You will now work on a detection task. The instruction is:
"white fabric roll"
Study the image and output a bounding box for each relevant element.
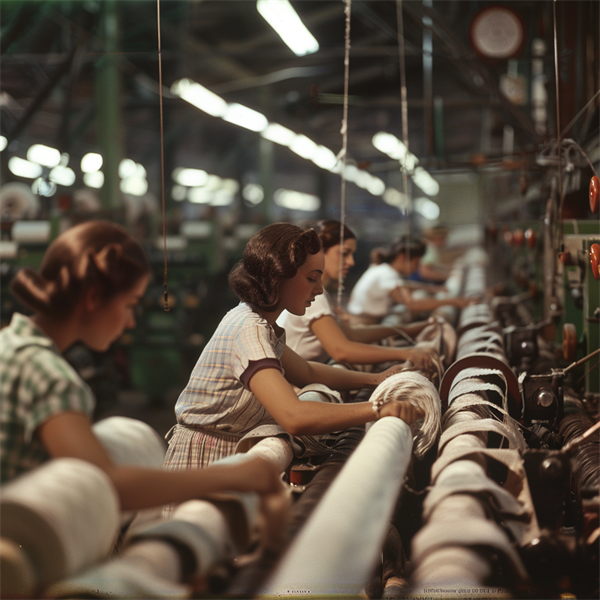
[0,458,120,585]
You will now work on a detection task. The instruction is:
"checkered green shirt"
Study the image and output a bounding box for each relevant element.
[0,313,94,484]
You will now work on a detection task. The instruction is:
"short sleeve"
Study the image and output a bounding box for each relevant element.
[19,347,95,443]
[378,267,402,292]
[232,322,282,381]
[304,292,335,324]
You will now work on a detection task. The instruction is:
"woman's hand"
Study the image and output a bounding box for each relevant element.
[380,400,425,425]
[225,456,286,496]
[407,347,437,372]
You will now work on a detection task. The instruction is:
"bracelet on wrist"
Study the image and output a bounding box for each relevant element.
[371,397,386,420]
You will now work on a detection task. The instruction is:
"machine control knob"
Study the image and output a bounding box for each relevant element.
[562,323,577,362]
[590,175,599,213]
[536,388,555,408]
[590,243,600,280]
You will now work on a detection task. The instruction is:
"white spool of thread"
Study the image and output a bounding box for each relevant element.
[0,458,120,586]
[11,221,51,244]
[93,416,166,468]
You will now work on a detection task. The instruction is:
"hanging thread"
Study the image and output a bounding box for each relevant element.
[337,0,352,308]
[552,0,564,254]
[396,0,411,246]
[157,0,170,311]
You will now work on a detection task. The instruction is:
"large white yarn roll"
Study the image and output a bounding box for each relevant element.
[0,458,120,586]
[92,416,166,468]
[369,371,441,459]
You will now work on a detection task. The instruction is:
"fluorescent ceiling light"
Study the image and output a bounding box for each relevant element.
[120,177,148,196]
[261,123,296,146]
[257,0,319,57]
[188,187,212,204]
[84,172,104,189]
[0,136,7,152]
[290,135,318,159]
[27,144,61,168]
[205,174,222,191]
[414,197,440,220]
[173,167,208,187]
[8,157,43,179]
[372,132,418,170]
[49,166,76,186]
[119,158,137,179]
[383,187,409,209]
[222,179,240,194]
[223,103,268,132]
[367,176,386,196]
[274,188,320,211]
[242,183,264,205]
[312,146,337,170]
[171,79,227,117]
[412,166,440,196]
[211,190,235,206]
[81,153,103,173]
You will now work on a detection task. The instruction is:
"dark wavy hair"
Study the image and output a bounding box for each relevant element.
[10,220,150,320]
[314,219,357,252]
[371,235,426,265]
[229,222,322,311]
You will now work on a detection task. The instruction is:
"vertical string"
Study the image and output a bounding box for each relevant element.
[396,0,411,248]
[337,0,351,308]
[157,0,169,311]
[553,0,564,254]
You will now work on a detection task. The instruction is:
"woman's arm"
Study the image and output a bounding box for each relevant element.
[37,412,284,511]
[248,366,423,437]
[311,315,422,365]
[281,345,401,389]
[338,319,429,343]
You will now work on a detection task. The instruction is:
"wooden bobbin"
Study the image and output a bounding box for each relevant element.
[562,323,578,363]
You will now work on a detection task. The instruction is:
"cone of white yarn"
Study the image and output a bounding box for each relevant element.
[369,371,441,458]
[0,458,120,586]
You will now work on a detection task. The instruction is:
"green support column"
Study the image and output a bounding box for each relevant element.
[95,0,123,212]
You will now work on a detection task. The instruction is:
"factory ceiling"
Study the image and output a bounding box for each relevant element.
[1,0,598,225]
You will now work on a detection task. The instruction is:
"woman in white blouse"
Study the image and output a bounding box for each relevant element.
[278,220,430,368]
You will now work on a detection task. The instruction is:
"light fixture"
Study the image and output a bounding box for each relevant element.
[120,177,148,196]
[290,135,318,159]
[242,183,264,205]
[188,187,212,204]
[49,166,76,187]
[27,144,61,168]
[171,79,228,117]
[81,153,103,173]
[119,158,137,179]
[223,103,268,132]
[172,167,208,187]
[31,178,56,197]
[8,157,43,179]
[312,146,337,170]
[261,123,296,146]
[412,166,440,196]
[274,188,320,211]
[257,0,319,57]
[84,172,104,189]
[414,197,440,220]
[0,136,7,152]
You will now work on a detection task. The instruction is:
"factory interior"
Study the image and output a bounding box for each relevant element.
[0,0,599,598]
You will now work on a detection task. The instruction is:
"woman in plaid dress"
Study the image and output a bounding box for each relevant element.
[164,223,424,472]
